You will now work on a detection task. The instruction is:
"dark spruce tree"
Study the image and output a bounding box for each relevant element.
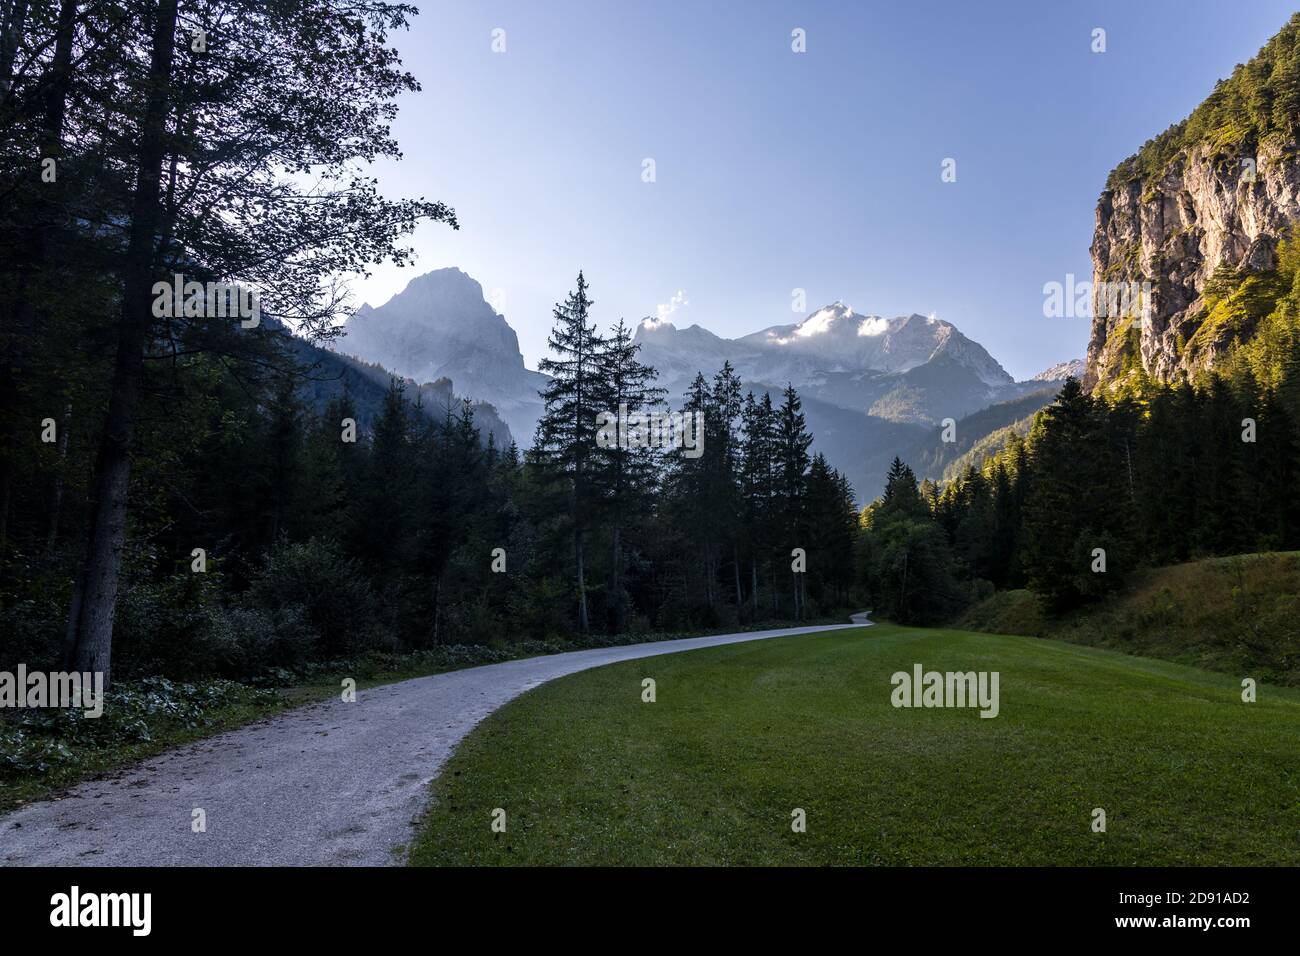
[774,384,812,619]
[593,318,664,633]
[533,272,605,632]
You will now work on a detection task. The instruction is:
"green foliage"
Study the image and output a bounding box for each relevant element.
[857,457,965,623]
[1209,229,1300,393]
[1105,13,1300,191]
[1020,380,1135,610]
[1202,262,1245,307]
[1187,270,1289,362]
[868,517,965,624]
[862,345,1300,626]
[0,678,277,778]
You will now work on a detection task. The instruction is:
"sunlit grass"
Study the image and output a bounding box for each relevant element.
[410,625,1300,866]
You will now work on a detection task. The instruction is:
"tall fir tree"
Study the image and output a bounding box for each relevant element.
[740,390,778,616]
[774,384,812,619]
[594,318,664,632]
[533,272,605,632]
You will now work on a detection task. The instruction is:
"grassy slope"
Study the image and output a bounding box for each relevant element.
[960,552,1300,686]
[409,625,1300,866]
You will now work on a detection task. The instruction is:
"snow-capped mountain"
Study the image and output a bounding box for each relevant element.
[1031,358,1085,382]
[736,303,1012,387]
[339,268,547,443]
[634,303,1035,426]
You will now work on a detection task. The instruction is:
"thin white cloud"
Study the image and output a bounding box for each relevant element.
[655,289,689,324]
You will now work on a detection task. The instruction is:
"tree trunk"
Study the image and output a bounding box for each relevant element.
[732,545,742,609]
[770,560,778,617]
[63,0,178,682]
[899,550,909,625]
[751,556,759,617]
[45,401,71,555]
[0,0,30,106]
[574,524,589,632]
[0,468,8,544]
[709,551,717,610]
[43,0,78,141]
[431,572,441,646]
[610,522,623,634]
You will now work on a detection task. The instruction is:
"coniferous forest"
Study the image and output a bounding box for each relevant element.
[4,2,1300,694]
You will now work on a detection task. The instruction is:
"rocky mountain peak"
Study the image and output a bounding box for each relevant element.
[340,267,548,443]
[1032,359,1085,382]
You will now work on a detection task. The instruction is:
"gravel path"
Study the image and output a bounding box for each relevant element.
[1,618,870,866]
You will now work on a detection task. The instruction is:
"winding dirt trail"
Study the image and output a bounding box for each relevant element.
[2,619,870,866]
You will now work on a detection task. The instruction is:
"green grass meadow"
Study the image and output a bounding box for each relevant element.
[410,625,1300,866]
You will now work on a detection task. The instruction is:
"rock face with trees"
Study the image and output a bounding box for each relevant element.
[881,12,1300,637]
[1088,13,1300,387]
[860,11,1300,622]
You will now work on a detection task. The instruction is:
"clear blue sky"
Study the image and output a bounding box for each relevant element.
[352,0,1300,380]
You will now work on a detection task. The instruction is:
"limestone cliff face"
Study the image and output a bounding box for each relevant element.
[341,267,549,444]
[1087,137,1300,388]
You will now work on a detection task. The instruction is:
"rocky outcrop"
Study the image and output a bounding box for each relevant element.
[341,268,548,443]
[1087,22,1300,395]
[1088,138,1300,387]
[268,317,514,448]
